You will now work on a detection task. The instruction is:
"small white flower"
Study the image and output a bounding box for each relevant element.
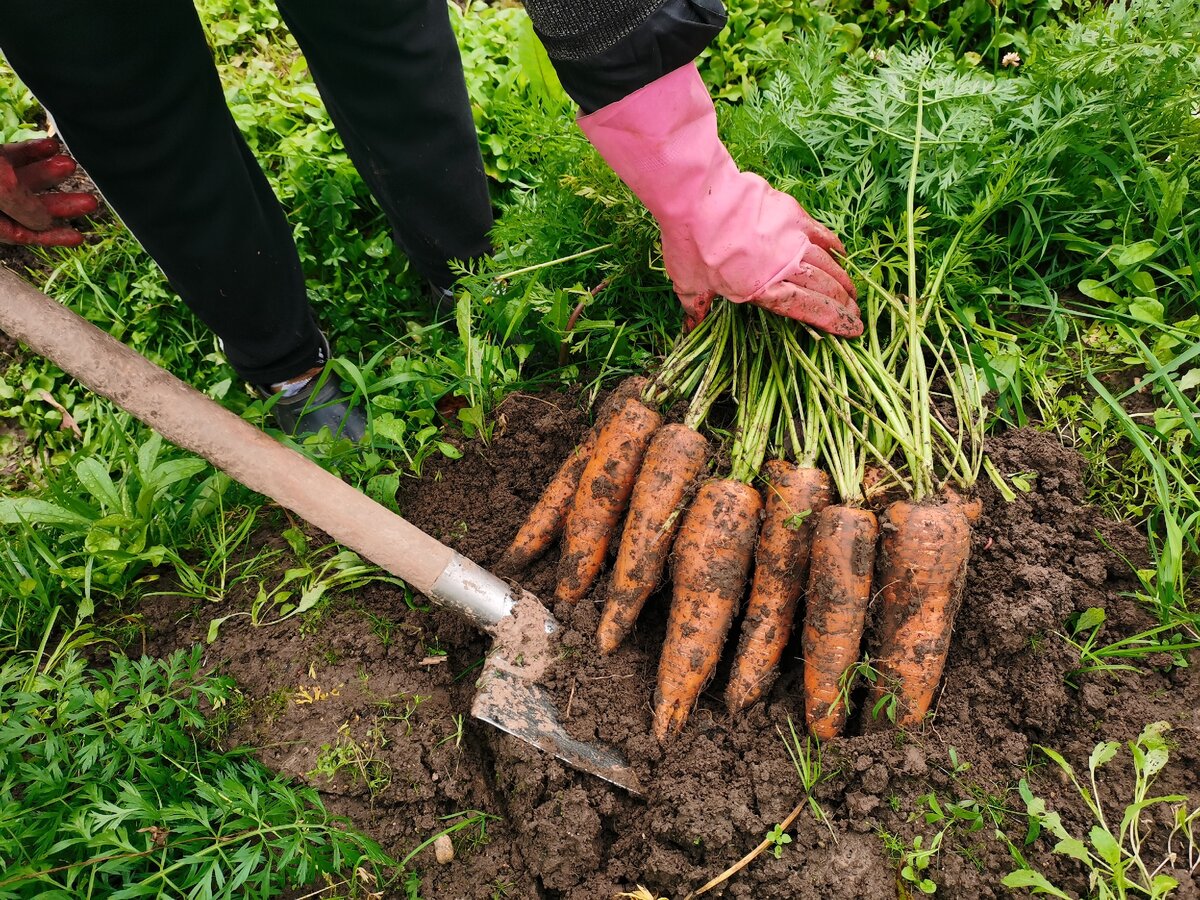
[1002,52,1022,68]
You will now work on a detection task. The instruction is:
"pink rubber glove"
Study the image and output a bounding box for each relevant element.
[578,63,861,336]
[0,138,97,247]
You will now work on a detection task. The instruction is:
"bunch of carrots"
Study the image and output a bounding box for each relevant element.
[501,92,993,743]
[500,300,984,743]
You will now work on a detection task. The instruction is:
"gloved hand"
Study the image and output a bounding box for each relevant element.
[578,63,862,336]
[0,138,97,247]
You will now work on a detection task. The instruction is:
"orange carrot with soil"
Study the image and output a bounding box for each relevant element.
[869,496,971,726]
[555,396,662,602]
[499,375,646,573]
[727,324,833,712]
[597,305,735,653]
[795,337,881,740]
[845,108,987,730]
[654,477,763,741]
[727,461,832,711]
[654,324,774,741]
[803,505,878,739]
[597,423,708,651]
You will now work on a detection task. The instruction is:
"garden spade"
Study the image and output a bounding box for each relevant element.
[0,268,642,796]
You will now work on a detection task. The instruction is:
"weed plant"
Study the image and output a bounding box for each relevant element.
[1007,722,1199,897]
[0,648,392,898]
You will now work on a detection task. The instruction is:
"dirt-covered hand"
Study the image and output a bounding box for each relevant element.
[0,138,97,247]
[579,63,861,337]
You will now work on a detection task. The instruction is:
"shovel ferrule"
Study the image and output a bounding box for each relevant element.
[428,553,520,631]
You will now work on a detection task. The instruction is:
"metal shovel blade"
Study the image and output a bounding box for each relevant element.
[472,655,644,797]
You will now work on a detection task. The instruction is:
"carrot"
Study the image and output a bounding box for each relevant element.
[555,396,662,603]
[597,423,709,654]
[869,497,971,727]
[802,505,879,740]
[499,376,646,573]
[653,478,762,742]
[942,486,982,524]
[725,461,832,712]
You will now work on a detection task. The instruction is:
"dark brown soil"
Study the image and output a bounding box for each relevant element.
[138,391,1200,900]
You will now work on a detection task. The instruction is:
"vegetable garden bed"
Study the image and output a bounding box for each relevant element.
[3,1,1198,896]
[135,391,1198,899]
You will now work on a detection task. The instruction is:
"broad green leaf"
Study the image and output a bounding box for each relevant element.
[1115,240,1157,267]
[366,472,401,511]
[84,529,122,554]
[1129,270,1157,300]
[207,613,236,642]
[1128,297,1164,325]
[1088,826,1122,866]
[1151,874,1180,893]
[328,550,364,569]
[372,412,407,443]
[1138,721,1172,747]
[0,498,91,527]
[149,458,207,490]
[1078,279,1122,305]
[1001,869,1072,898]
[74,457,123,512]
[1089,741,1119,774]
[1141,747,1169,778]
[283,527,307,556]
[1075,607,1106,633]
[136,432,163,482]
[1051,836,1090,864]
[294,584,327,616]
[514,12,566,108]
[1154,407,1183,436]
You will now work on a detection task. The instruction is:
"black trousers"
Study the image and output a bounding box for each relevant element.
[0,0,492,384]
[0,0,723,384]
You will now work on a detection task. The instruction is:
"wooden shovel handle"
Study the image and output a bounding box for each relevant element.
[0,268,461,598]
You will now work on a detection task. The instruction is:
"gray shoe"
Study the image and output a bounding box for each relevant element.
[254,334,367,442]
[264,373,368,442]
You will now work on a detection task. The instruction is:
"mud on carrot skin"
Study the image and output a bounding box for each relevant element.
[726,461,832,713]
[802,505,879,740]
[555,396,662,603]
[653,308,776,741]
[653,477,763,742]
[869,497,972,728]
[598,423,709,654]
[597,309,734,653]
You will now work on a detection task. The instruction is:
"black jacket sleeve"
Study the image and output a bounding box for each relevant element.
[526,0,727,113]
